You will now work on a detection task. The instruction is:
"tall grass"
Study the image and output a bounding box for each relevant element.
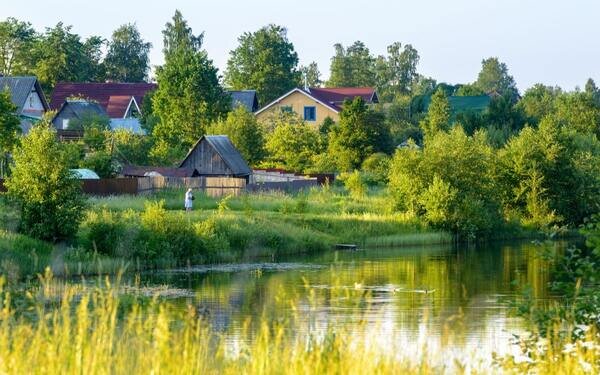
[0,274,596,374]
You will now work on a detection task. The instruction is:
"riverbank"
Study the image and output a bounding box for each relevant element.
[0,187,551,280]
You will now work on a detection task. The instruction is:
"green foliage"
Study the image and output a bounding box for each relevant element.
[206,106,265,165]
[497,117,600,226]
[299,62,321,87]
[61,142,84,169]
[152,11,230,151]
[389,127,501,237]
[374,42,420,100]
[361,152,391,185]
[552,91,600,137]
[110,129,152,165]
[0,17,36,76]
[328,97,393,171]
[265,119,323,172]
[327,41,376,87]
[341,170,367,198]
[30,22,104,92]
[420,87,450,139]
[5,123,85,241]
[225,24,300,104]
[455,84,484,96]
[474,57,519,99]
[0,88,21,177]
[517,84,562,126]
[104,23,151,82]
[80,150,116,178]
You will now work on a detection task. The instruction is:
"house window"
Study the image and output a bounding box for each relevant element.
[280,105,293,114]
[304,106,316,121]
[62,119,70,130]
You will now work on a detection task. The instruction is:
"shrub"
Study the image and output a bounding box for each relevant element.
[6,124,86,241]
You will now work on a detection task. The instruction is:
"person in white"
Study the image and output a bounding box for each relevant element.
[185,188,194,211]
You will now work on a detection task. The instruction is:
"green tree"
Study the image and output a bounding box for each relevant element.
[374,42,420,100]
[31,23,105,92]
[498,118,600,226]
[265,119,322,172]
[5,123,85,241]
[420,87,450,139]
[225,24,300,104]
[0,17,37,76]
[110,128,152,166]
[327,41,376,87]
[328,97,393,171]
[552,91,600,137]
[517,84,561,125]
[104,23,151,82]
[389,127,501,237]
[299,62,322,87]
[206,106,265,165]
[0,89,21,177]
[455,84,484,96]
[152,10,230,155]
[474,57,519,99]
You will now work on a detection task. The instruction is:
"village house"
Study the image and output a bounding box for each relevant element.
[51,99,107,130]
[254,87,379,123]
[180,135,252,181]
[0,76,49,134]
[229,90,259,112]
[49,82,157,134]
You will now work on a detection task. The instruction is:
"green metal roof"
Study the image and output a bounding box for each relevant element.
[70,169,100,179]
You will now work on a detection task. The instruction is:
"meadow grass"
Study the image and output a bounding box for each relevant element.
[0,274,596,374]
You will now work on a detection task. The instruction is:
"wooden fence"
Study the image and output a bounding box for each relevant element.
[137,176,246,197]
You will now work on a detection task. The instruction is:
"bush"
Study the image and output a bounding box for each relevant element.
[361,153,391,185]
[6,124,86,241]
[340,170,367,199]
[389,127,502,237]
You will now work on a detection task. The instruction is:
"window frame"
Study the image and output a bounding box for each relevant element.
[303,106,316,121]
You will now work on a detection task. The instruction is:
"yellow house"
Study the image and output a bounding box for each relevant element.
[255,87,379,124]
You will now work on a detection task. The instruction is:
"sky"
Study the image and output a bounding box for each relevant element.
[2,0,599,92]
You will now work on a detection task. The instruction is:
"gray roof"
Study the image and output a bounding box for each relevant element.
[59,100,107,118]
[0,76,49,113]
[228,90,259,112]
[180,135,252,176]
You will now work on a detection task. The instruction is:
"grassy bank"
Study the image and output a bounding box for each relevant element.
[78,188,448,269]
[2,186,547,279]
[0,278,596,374]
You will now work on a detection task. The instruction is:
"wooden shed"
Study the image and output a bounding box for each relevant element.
[179,135,252,181]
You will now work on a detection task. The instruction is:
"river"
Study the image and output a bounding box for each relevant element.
[128,239,569,364]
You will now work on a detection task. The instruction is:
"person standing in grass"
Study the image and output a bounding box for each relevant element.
[185,188,194,211]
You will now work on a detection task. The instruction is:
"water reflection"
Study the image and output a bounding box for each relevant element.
[140,240,568,359]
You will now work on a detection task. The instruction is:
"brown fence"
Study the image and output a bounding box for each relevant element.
[0,179,5,193]
[82,178,138,196]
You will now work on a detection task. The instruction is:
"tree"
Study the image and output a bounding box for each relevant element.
[389,128,501,237]
[474,57,519,99]
[327,41,376,87]
[265,119,322,172]
[552,91,600,137]
[225,25,300,104]
[0,88,21,177]
[206,106,265,165]
[328,97,393,171]
[420,87,450,139]
[152,10,230,157]
[0,17,37,76]
[497,118,600,226]
[374,42,420,100]
[517,84,561,125]
[104,23,151,82]
[31,23,105,92]
[5,123,85,241]
[299,62,322,87]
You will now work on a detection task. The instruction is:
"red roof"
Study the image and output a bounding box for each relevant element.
[50,82,157,118]
[308,87,378,111]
